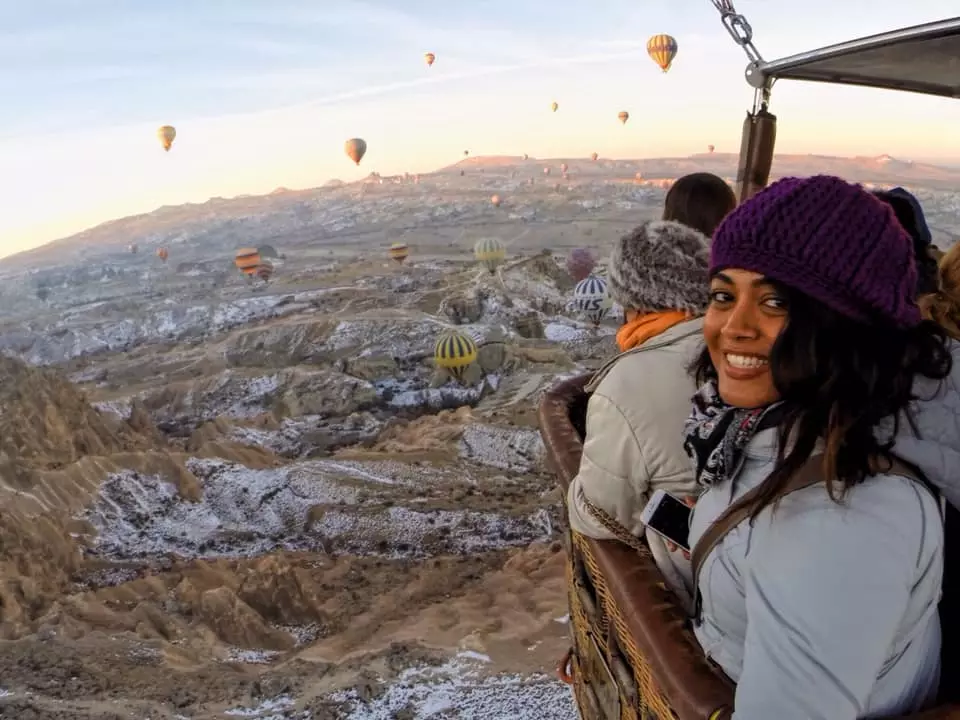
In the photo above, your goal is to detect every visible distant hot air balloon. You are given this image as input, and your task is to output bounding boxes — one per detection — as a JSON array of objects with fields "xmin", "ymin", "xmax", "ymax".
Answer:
[
  {"xmin": 490, "ymin": 194, "xmax": 502, "ymax": 208},
  {"xmin": 560, "ymin": 163, "xmax": 568, "ymax": 173},
  {"xmin": 647, "ymin": 34, "xmax": 678, "ymax": 72},
  {"xmin": 708, "ymin": 144, "xmax": 715, "ymax": 153},
  {"xmin": 464, "ymin": 150, "xmax": 469, "ymax": 157},
  {"xmin": 523, "ymin": 153, "xmax": 529, "ymax": 161},
  {"xmin": 256, "ymin": 263, "xmax": 274, "ymax": 282},
  {"xmin": 573, "ymin": 276, "xmax": 613, "ymax": 327},
  {"xmin": 474, "ymin": 237, "xmax": 506, "ymax": 274},
  {"xmin": 156, "ymin": 247, "xmax": 169, "ymax": 263},
  {"xmin": 591, "ymin": 152, "xmax": 599, "ymax": 162},
  {"xmin": 566, "ymin": 248, "xmax": 595, "ymax": 282},
  {"xmin": 543, "ymin": 167, "xmax": 551, "ymax": 175},
  {"xmin": 344, "ymin": 138, "xmax": 367, "ymax": 166},
  {"xmin": 424, "ymin": 52, "xmax": 436, "ymax": 67},
  {"xmin": 129, "ymin": 243, "xmax": 139, "ymax": 254},
  {"xmin": 157, "ymin": 125, "xmax": 176, "ymax": 152},
  {"xmin": 388, "ymin": 241, "xmax": 409, "ymax": 264},
  {"xmin": 618, "ymin": 111, "xmax": 630, "ymax": 125},
  {"xmin": 235, "ymin": 248, "xmax": 262, "ymax": 277},
  {"xmin": 434, "ymin": 330, "xmax": 478, "ymax": 384},
  {"xmin": 550, "ymin": 101, "xmax": 559, "ymax": 113}
]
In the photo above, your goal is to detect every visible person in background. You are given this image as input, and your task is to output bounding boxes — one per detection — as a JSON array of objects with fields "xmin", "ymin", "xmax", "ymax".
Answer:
[
  {"xmin": 567, "ymin": 173, "xmax": 736, "ymax": 609},
  {"xmin": 687, "ymin": 175, "xmax": 953, "ymax": 718},
  {"xmin": 873, "ymin": 187, "xmax": 939, "ymax": 296},
  {"xmin": 663, "ymin": 172, "xmax": 737, "ymax": 237},
  {"xmin": 567, "ymin": 222, "xmax": 708, "ymax": 608},
  {"xmin": 921, "ymin": 242, "xmax": 960, "ymax": 341}
]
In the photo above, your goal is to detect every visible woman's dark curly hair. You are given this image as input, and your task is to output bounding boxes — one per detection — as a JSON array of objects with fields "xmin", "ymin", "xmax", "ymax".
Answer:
[{"xmin": 692, "ymin": 279, "xmax": 953, "ymax": 517}]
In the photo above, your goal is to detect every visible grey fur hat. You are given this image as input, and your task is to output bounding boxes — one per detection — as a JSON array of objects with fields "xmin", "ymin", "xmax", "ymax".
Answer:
[{"xmin": 607, "ymin": 220, "xmax": 711, "ymax": 313}]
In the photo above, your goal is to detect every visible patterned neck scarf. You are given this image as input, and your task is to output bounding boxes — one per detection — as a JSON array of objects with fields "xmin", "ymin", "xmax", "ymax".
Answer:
[{"xmin": 683, "ymin": 379, "xmax": 786, "ymax": 487}]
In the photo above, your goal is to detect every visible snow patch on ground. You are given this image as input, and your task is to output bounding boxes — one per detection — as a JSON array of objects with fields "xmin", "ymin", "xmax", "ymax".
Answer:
[
  {"xmin": 224, "ymin": 648, "xmax": 282, "ymax": 665},
  {"xmin": 80, "ymin": 459, "xmax": 552, "ymax": 560},
  {"xmin": 331, "ymin": 651, "xmax": 575, "ymax": 719},
  {"xmin": 458, "ymin": 425, "xmax": 544, "ymax": 473}
]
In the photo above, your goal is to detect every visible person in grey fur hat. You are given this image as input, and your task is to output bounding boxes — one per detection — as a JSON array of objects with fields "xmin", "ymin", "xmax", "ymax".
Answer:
[
  {"xmin": 608, "ymin": 219, "xmax": 711, "ymax": 323},
  {"xmin": 568, "ymin": 218, "xmax": 712, "ymax": 612}
]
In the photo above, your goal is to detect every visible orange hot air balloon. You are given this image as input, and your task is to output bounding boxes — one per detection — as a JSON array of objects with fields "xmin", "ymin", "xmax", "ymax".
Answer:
[
  {"xmin": 157, "ymin": 125, "xmax": 176, "ymax": 152},
  {"xmin": 647, "ymin": 34, "xmax": 678, "ymax": 72},
  {"xmin": 491, "ymin": 194, "xmax": 502, "ymax": 207},
  {"xmin": 344, "ymin": 138, "xmax": 367, "ymax": 166},
  {"xmin": 550, "ymin": 101, "xmax": 559, "ymax": 112},
  {"xmin": 708, "ymin": 144, "xmax": 715, "ymax": 153},
  {"xmin": 388, "ymin": 242, "xmax": 409, "ymax": 264},
  {"xmin": 424, "ymin": 52, "xmax": 436, "ymax": 67},
  {"xmin": 591, "ymin": 152, "xmax": 599, "ymax": 161},
  {"xmin": 235, "ymin": 248, "xmax": 262, "ymax": 277},
  {"xmin": 156, "ymin": 247, "xmax": 169, "ymax": 263},
  {"xmin": 618, "ymin": 111, "xmax": 629, "ymax": 125}
]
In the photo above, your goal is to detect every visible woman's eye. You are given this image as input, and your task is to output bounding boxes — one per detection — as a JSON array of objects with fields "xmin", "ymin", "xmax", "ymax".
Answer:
[
  {"xmin": 709, "ymin": 290, "xmax": 733, "ymax": 304},
  {"xmin": 763, "ymin": 295, "xmax": 788, "ymax": 310}
]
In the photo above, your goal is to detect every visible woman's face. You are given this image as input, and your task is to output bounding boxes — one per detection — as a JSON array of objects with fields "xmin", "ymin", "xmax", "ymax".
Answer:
[{"xmin": 703, "ymin": 268, "xmax": 789, "ymax": 408}]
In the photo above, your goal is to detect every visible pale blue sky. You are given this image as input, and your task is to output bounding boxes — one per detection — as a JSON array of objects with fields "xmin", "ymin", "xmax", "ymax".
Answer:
[{"xmin": 0, "ymin": 1, "xmax": 957, "ymax": 256}]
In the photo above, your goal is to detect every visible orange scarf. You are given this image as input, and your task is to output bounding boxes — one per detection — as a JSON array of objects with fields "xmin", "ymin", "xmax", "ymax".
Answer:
[{"xmin": 616, "ymin": 310, "xmax": 690, "ymax": 352}]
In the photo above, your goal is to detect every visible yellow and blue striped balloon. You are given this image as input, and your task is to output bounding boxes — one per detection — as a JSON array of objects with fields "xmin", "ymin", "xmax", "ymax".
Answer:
[
  {"xmin": 473, "ymin": 237, "xmax": 506, "ymax": 274},
  {"xmin": 434, "ymin": 330, "xmax": 479, "ymax": 383}
]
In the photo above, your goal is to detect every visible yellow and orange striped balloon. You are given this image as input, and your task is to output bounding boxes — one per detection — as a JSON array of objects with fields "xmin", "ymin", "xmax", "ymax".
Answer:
[
  {"xmin": 647, "ymin": 34, "xmax": 678, "ymax": 72},
  {"xmin": 234, "ymin": 248, "xmax": 261, "ymax": 276},
  {"xmin": 388, "ymin": 241, "xmax": 409, "ymax": 264}
]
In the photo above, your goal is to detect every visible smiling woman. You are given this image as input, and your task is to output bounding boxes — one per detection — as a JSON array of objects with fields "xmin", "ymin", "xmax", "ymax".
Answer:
[{"xmin": 684, "ymin": 174, "xmax": 958, "ymax": 718}]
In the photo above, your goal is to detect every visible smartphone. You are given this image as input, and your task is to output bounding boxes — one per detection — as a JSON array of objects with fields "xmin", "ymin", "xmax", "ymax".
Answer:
[{"xmin": 640, "ymin": 490, "xmax": 692, "ymax": 552}]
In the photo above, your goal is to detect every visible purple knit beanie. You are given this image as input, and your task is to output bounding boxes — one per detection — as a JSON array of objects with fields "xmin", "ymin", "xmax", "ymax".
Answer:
[{"xmin": 711, "ymin": 175, "xmax": 921, "ymax": 327}]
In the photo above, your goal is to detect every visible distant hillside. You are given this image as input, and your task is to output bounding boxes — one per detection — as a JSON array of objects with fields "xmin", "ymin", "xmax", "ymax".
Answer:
[{"xmin": 3, "ymin": 152, "xmax": 958, "ymax": 273}]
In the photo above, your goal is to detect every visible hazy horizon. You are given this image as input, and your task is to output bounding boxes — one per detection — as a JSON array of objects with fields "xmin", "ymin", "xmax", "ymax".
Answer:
[{"xmin": 2, "ymin": 0, "xmax": 958, "ymax": 257}]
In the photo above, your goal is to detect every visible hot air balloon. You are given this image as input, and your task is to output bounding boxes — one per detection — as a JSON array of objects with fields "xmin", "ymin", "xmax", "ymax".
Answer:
[
  {"xmin": 424, "ymin": 52, "xmax": 436, "ymax": 67},
  {"xmin": 708, "ymin": 144, "xmax": 715, "ymax": 153},
  {"xmin": 129, "ymin": 243, "xmax": 139, "ymax": 254},
  {"xmin": 550, "ymin": 101, "xmax": 559, "ymax": 113},
  {"xmin": 490, "ymin": 194, "xmax": 502, "ymax": 208},
  {"xmin": 388, "ymin": 241, "xmax": 409, "ymax": 264},
  {"xmin": 566, "ymin": 248, "xmax": 596, "ymax": 282},
  {"xmin": 647, "ymin": 34, "xmax": 678, "ymax": 72},
  {"xmin": 235, "ymin": 248, "xmax": 262, "ymax": 278},
  {"xmin": 474, "ymin": 237, "xmax": 506, "ymax": 274},
  {"xmin": 464, "ymin": 150, "xmax": 470, "ymax": 157},
  {"xmin": 344, "ymin": 138, "xmax": 367, "ymax": 166},
  {"xmin": 434, "ymin": 330, "xmax": 478, "ymax": 384},
  {"xmin": 591, "ymin": 152, "xmax": 599, "ymax": 162},
  {"xmin": 618, "ymin": 111, "xmax": 630, "ymax": 125},
  {"xmin": 560, "ymin": 163, "xmax": 568, "ymax": 173},
  {"xmin": 157, "ymin": 125, "xmax": 176, "ymax": 152},
  {"xmin": 460, "ymin": 170, "xmax": 465, "ymax": 176},
  {"xmin": 256, "ymin": 263, "xmax": 274, "ymax": 282},
  {"xmin": 156, "ymin": 247, "xmax": 169, "ymax": 263},
  {"xmin": 523, "ymin": 153, "xmax": 529, "ymax": 161},
  {"xmin": 543, "ymin": 167, "xmax": 551, "ymax": 175},
  {"xmin": 573, "ymin": 276, "xmax": 612, "ymax": 327}
]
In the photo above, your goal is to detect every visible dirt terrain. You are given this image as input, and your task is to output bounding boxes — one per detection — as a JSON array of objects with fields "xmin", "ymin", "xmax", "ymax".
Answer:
[{"xmin": 0, "ymin": 236, "xmax": 619, "ymax": 718}]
